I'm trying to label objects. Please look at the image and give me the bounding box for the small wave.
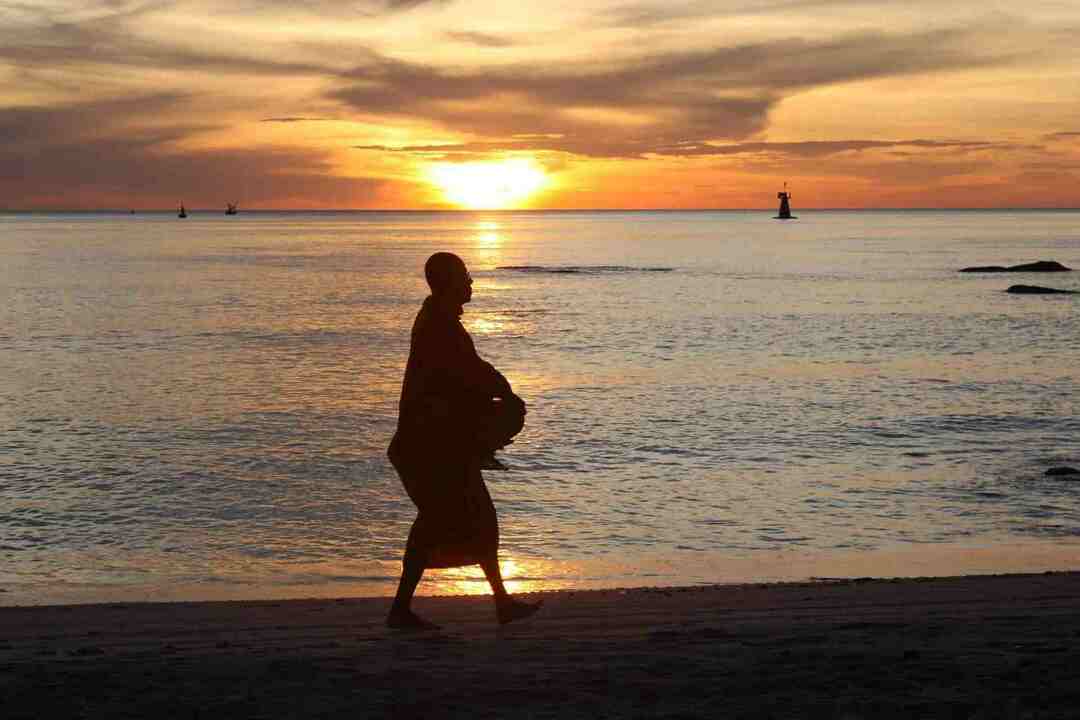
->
[474,308,552,316]
[498,265,674,274]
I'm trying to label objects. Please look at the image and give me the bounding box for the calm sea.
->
[2,210,1078,605]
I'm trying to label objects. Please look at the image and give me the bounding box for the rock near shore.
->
[1045,467,1080,477]
[1006,285,1079,295]
[960,260,1072,273]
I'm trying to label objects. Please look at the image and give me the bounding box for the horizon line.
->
[4,207,1080,214]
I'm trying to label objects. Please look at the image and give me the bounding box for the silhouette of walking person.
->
[387,252,541,628]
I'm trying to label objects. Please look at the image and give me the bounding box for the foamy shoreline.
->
[6,540,1080,608]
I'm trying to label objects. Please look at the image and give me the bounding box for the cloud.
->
[354,138,1002,160]
[0,94,196,147]
[0,96,386,209]
[603,0,845,27]
[602,0,992,28]
[230,0,450,17]
[445,31,515,48]
[2,2,1071,208]
[0,2,1036,165]
[649,139,1001,157]
[382,0,448,9]
[0,14,334,77]
[260,117,334,123]
[332,28,1014,158]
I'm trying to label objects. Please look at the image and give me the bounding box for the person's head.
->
[424,252,472,304]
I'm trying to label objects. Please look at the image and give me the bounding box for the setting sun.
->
[427,158,548,209]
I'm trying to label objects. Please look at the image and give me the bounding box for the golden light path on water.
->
[415,542,1080,598]
[469,219,506,268]
[425,558,559,596]
[2,210,1078,608]
[465,220,518,337]
[10,543,1080,606]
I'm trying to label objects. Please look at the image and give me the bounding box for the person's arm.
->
[475,358,514,399]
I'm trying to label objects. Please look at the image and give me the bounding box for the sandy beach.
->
[3,572,1079,718]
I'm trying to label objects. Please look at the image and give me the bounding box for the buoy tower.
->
[775,183,796,220]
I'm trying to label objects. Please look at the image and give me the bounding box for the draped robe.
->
[387,295,524,568]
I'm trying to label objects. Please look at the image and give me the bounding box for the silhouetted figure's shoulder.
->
[404,296,509,397]
[415,294,460,327]
[411,295,470,349]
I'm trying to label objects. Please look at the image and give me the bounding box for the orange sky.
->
[2,0,1079,209]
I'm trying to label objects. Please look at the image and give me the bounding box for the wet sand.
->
[3,572,1079,719]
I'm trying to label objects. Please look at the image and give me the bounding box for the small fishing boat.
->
[225,203,238,215]
[178,203,187,219]
[774,184,796,220]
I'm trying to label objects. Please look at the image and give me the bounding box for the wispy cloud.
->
[0,15,334,76]
[355,138,1003,159]
[445,30,515,47]
[229,0,450,16]
[333,27,1016,157]
[602,0,997,28]
[260,117,334,123]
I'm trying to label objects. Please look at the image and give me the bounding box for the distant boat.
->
[178,203,187,219]
[774,184,796,220]
[225,203,238,215]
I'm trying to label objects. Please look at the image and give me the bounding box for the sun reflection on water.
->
[470,219,505,269]
[425,556,564,596]
[465,313,513,336]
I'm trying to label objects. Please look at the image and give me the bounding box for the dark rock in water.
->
[960,260,1072,273]
[498,265,673,274]
[1045,467,1080,477]
[1005,284,1079,295]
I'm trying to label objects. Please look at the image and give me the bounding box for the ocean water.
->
[2,210,1078,605]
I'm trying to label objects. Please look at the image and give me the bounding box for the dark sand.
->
[3,572,1080,719]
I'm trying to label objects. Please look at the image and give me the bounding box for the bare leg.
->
[387,548,439,629]
[479,552,510,603]
[480,551,542,625]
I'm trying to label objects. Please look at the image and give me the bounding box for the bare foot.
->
[387,609,440,631]
[496,598,542,625]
